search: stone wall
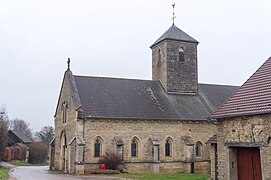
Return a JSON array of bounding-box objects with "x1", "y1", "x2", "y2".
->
[
  {"x1": 54, "y1": 72, "x2": 78, "y2": 172},
  {"x1": 83, "y1": 118, "x2": 215, "y2": 173},
  {"x1": 152, "y1": 40, "x2": 198, "y2": 94},
  {"x1": 152, "y1": 41, "x2": 167, "y2": 90},
  {"x1": 53, "y1": 72, "x2": 216, "y2": 174},
  {"x1": 194, "y1": 161, "x2": 210, "y2": 174},
  {"x1": 217, "y1": 114, "x2": 271, "y2": 179},
  {"x1": 209, "y1": 143, "x2": 217, "y2": 180}
]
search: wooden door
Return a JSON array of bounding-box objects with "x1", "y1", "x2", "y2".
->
[{"x1": 237, "y1": 147, "x2": 262, "y2": 180}]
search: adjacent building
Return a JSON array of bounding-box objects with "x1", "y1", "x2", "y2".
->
[
  {"x1": 8, "y1": 130, "x2": 32, "y2": 146},
  {"x1": 210, "y1": 57, "x2": 271, "y2": 180}
]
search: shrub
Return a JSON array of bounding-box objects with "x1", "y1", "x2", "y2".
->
[
  {"x1": 0, "y1": 122, "x2": 8, "y2": 161},
  {"x1": 3, "y1": 147, "x2": 12, "y2": 161},
  {"x1": 28, "y1": 142, "x2": 48, "y2": 164},
  {"x1": 3, "y1": 145, "x2": 27, "y2": 162},
  {"x1": 98, "y1": 152, "x2": 123, "y2": 170}
]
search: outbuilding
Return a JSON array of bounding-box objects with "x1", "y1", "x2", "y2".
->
[{"x1": 210, "y1": 57, "x2": 271, "y2": 180}]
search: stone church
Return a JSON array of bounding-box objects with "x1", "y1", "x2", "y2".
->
[{"x1": 50, "y1": 23, "x2": 238, "y2": 174}]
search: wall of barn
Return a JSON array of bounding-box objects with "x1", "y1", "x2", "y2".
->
[{"x1": 217, "y1": 114, "x2": 271, "y2": 180}]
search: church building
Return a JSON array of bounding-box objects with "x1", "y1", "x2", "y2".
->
[{"x1": 50, "y1": 23, "x2": 238, "y2": 174}]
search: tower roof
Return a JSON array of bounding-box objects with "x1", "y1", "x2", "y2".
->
[{"x1": 150, "y1": 24, "x2": 198, "y2": 48}]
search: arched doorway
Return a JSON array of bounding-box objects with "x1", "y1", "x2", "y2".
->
[{"x1": 60, "y1": 130, "x2": 67, "y2": 172}]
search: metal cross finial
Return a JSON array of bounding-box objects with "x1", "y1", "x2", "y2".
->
[
  {"x1": 171, "y1": 3, "x2": 176, "y2": 25},
  {"x1": 67, "y1": 58, "x2": 71, "y2": 69}
]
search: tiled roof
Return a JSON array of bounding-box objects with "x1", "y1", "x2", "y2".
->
[
  {"x1": 72, "y1": 75, "x2": 237, "y2": 121},
  {"x1": 150, "y1": 25, "x2": 198, "y2": 48},
  {"x1": 9, "y1": 130, "x2": 32, "y2": 144},
  {"x1": 211, "y1": 57, "x2": 271, "y2": 119}
]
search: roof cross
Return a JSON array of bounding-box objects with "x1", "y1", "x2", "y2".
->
[
  {"x1": 67, "y1": 58, "x2": 71, "y2": 69},
  {"x1": 171, "y1": 3, "x2": 176, "y2": 25}
]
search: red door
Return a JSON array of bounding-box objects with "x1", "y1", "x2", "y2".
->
[{"x1": 237, "y1": 147, "x2": 262, "y2": 180}]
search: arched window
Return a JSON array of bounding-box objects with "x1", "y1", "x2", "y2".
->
[
  {"x1": 178, "y1": 47, "x2": 185, "y2": 62},
  {"x1": 62, "y1": 102, "x2": 68, "y2": 123},
  {"x1": 165, "y1": 138, "x2": 172, "y2": 157},
  {"x1": 195, "y1": 141, "x2": 203, "y2": 158},
  {"x1": 94, "y1": 138, "x2": 102, "y2": 157},
  {"x1": 157, "y1": 49, "x2": 162, "y2": 65},
  {"x1": 131, "y1": 138, "x2": 138, "y2": 157}
]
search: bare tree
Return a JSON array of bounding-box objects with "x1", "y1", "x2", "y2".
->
[
  {"x1": 35, "y1": 126, "x2": 54, "y2": 145},
  {"x1": 0, "y1": 106, "x2": 9, "y2": 160},
  {"x1": 10, "y1": 118, "x2": 33, "y2": 140}
]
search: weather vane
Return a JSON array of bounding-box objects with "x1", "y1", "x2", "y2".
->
[
  {"x1": 67, "y1": 58, "x2": 71, "y2": 69},
  {"x1": 171, "y1": 3, "x2": 176, "y2": 25}
]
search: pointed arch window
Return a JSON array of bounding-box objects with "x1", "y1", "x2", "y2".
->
[
  {"x1": 94, "y1": 138, "x2": 102, "y2": 157},
  {"x1": 157, "y1": 49, "x2": 162, "y2": 66},
  {"x1": 178, "y1": 47, "x2": 185, "y2": 62},
  {"x1": 195, "y1": 141, "x2": 203, "y2": 157},
  {"x1": 165, "y1": 138, "x2": 172, "y2": 157},
  {"x1": 62, "y1": 102, "x2": 68, "y2": 123},
  {"x1": 131, "y1": 138, "x2": 138, "y2": 157}
]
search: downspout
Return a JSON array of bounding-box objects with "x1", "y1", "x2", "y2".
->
[{"x1": 83, "y1": 117, "x2": 85, "y2": 163}]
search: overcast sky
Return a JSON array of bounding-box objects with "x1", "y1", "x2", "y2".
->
[{"x1": 0, "y1": 0, "x2": 271, "y2": 132}]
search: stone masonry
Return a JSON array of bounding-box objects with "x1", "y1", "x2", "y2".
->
[
  {"x1": 152, "y1": 40, "x2": 198, "y2": 94},
  {"x1": 51, "y1": 23, "x2": 237, "y2": 175},
  {"x1": 53, "y1": 71, "x2": 78, "y2": 172},
  {"x1": 82, "y1": 118, "x2": 215, "y2": 173},
  {"x1": 217, "y1": 114, "x2": 271, "y2": 179},
  {"x1": 51, "y1": 70, "x2": 216, "y2": 174}
]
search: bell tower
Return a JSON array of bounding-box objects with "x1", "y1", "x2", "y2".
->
[{"x1": 150, "y1": 24, "x2": 199, "y2": 94}]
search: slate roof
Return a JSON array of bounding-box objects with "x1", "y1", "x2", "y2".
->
[
  {"x1": 150, "y1": 25, "x2": 198, "y2": 48},
  {"x1": 72, "y1": 74, "x2": 238, "y2": 121},
  {"x1": 211, "y1": 57, "x2": 271, "y2": 119},
  {"x1": 8, "y1": 130, "x2": 32, "y2": 144}
]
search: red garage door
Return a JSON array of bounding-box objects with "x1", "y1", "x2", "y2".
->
[{"x1": 237, "y1": 147, "x2": 262, "y2": 180}]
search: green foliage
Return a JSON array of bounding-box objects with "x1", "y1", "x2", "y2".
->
[
  {"x1": 111, "y1": 173, "x2": 210, "y2": 180},
  {"x1": 35, "y1": 126, "x2": 54, "y2": 145},
  {"x1": 28, "y1": 142, "x2": 48, "y2": 164},
  {"x1": 10, "y1": 160, "x2": 49, "y2": 166},
  {"x1": 0, "y1": 106, "x2": 9, "y2": 160},
  {"x1": 10, "y1": 160, "x2": 32, "y2": 166},
  {"x1": 0, "y1": 167, "x2": 9, "y2": 180}
]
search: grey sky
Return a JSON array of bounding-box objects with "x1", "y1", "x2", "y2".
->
[{"x1": 1, "y1": 0, "x2": 271, "y2": 132}]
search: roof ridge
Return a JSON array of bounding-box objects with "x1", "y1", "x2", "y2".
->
[
  {"x1": 199, "y1": 83, "x2": 239, "y2": 87},
  {"x1": 74, "y1": 75, "x2": 158, "y2": 83}
]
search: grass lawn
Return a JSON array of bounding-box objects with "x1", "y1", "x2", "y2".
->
[
  {"x1": 0, "y1": 166, "x2": 9, "y2": 180},
  {"x1": 110, "y1": 173, "x2": 210, "y2": 180},
  {"x1": 10, "y1": 160, "x2": 49, "y2": 166}
]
